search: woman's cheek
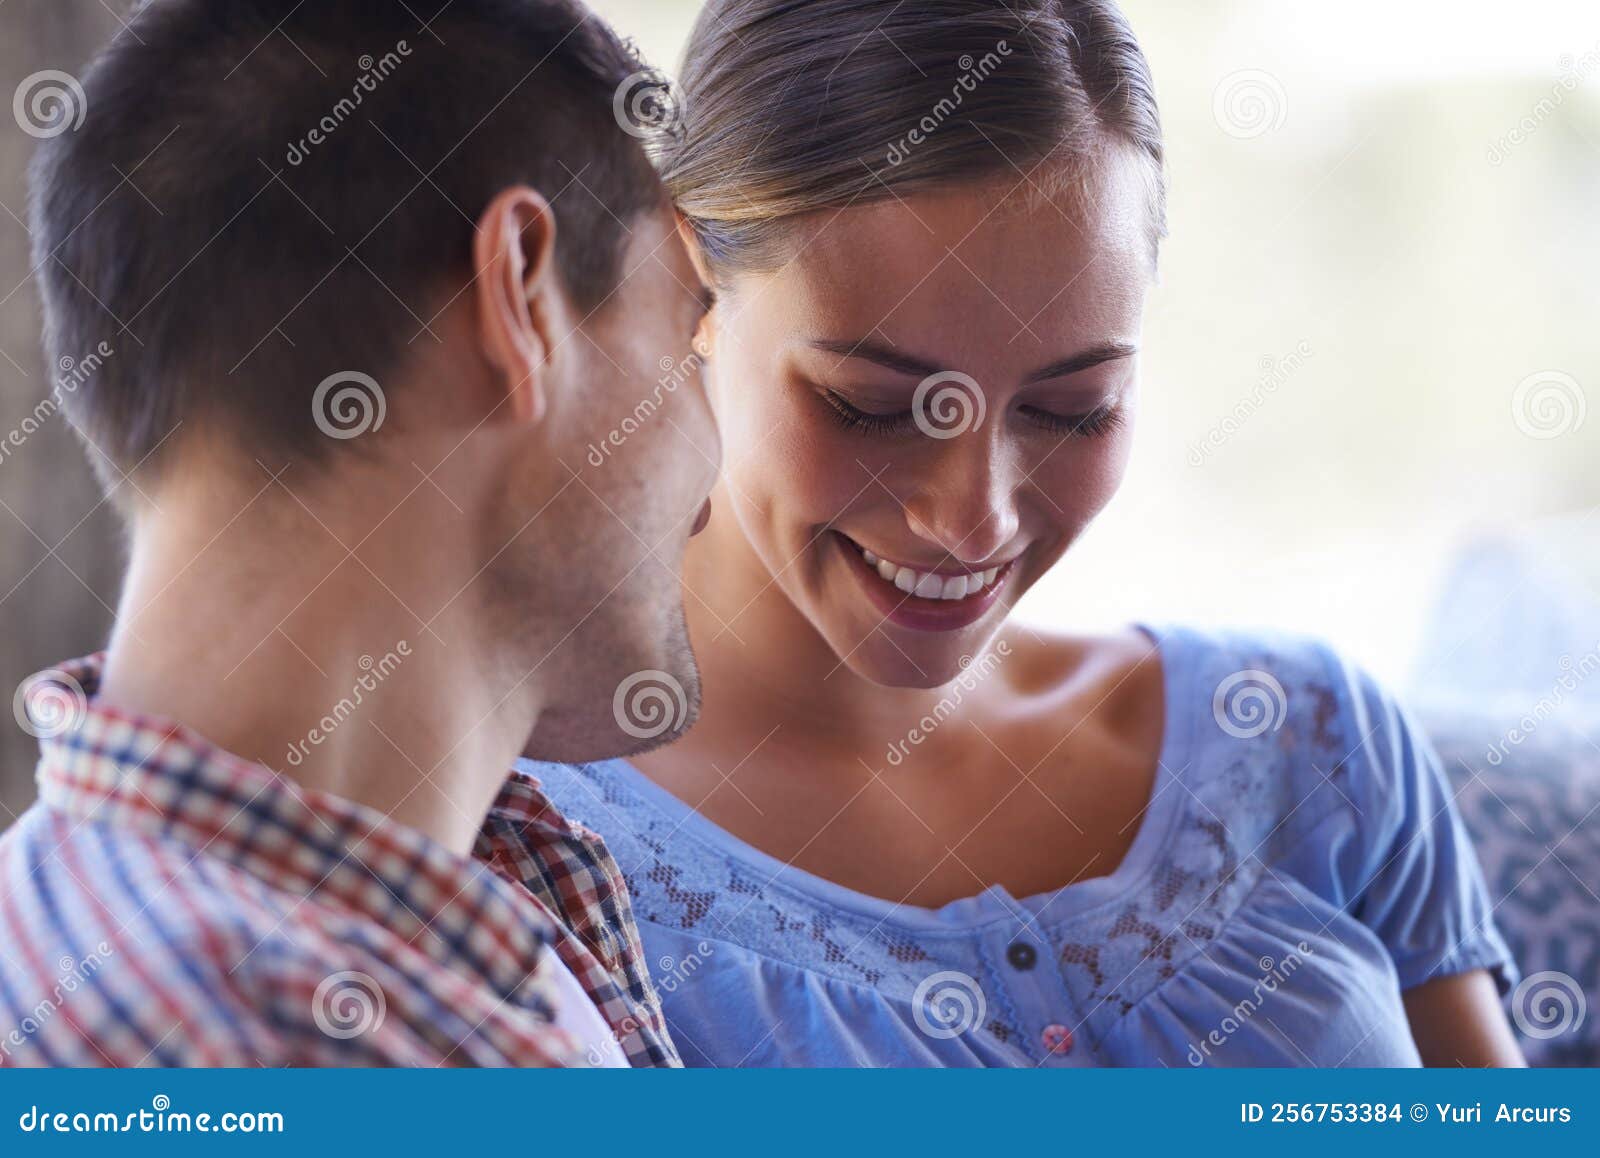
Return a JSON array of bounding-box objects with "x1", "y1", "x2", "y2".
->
[
  {"x1": 1032, "y1": 435, "x2": 1130, "y2": 527},
  {"x1": 769, "y1": 402, "x2": 883, "y2": 517},
  {"x1": 720, "y1": 394, "x2": 823, "y2": 538},
  {"x1": 1098, "y1": 425, "x2": 1138, "y2": 499}
]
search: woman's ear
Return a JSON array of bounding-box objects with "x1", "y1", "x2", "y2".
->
[
  {"x1": 675, "y1": 212, "x2": 713, "y2": 286},
  {"x1": 675, "y1": 212, "x2": 717, "y2": 359},
  {"x1": 473, "y1": 186, "x2": 560, "y2": 425}
]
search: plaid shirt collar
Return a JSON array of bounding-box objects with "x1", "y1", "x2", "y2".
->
[
  {"x1": 26, "y1": 654, "x2": 678, "y2": 1066},
  {"x1": 30, "y1": 654, "x2": 561, "y2": 1004}
]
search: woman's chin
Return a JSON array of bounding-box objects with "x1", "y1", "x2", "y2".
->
[{"x1": 827, "y1": 625, "x2": 1003, "y2": 691}]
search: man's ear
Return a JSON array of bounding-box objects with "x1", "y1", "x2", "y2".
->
[{"x1": 473, "y1": 186, "x2": 560, "y2": 425}]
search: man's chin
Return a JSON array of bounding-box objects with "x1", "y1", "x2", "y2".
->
[
  {"x1": 520, "y1": 708, "x2": 699, "y2": 766},
  {"x1": 598, "y1": 701, "x2": 702, "y2": 762},
  {"x1": 519, "y1": 659, "x2": 703, "y2": 766}
]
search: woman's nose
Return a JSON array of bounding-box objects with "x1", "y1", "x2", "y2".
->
[{"x1": 899, "y1": 439, "x2": 1022, "y2": 565}]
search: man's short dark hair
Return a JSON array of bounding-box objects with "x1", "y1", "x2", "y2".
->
[{"x1": 30, "y1": 0, "x2": 665, "y2": 485}]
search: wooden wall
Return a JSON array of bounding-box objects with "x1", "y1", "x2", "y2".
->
[{"x1": 1, "y1": 3, "x2": 122, "y2": 818}]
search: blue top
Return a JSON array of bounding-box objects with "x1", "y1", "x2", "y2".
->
[{"x1": 522, "y1": 625, "x2": 1518, "y2": 1067}]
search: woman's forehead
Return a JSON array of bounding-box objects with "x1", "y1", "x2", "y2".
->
[{"x1": 734, "y1": 170, "x2": 1152, "y2": 366}]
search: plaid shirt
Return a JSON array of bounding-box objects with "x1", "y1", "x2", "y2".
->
[{"x1": 0, "y1": 655, "x2": 678, "y2": 1068}]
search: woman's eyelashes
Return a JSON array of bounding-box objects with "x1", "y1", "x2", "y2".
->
[
  {"x1": 819, "y1": 389, "x2": 1125, "y2": 439},
  {"x1": 819, "y1": 389, "x2": 913, "y2": 435},
  {"x1": 1017, "y1": 402, "x2": 1126, "y2": 438}
]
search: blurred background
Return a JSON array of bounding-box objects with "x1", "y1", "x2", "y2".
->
[{"x1": 2, "y1": 0, "x2": 1597, "y2": 818}]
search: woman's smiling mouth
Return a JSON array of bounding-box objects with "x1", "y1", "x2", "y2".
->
[{"x1": 835, "y1": 532, "x2": 1015, "y2": 631}]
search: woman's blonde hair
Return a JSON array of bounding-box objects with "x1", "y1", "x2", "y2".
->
[{"x1": 661, "y1": 0, "x2": 1167, "y2": 277}]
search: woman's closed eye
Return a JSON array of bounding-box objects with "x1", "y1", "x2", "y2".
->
[
  {"x1": 1017, "y1": 401, "x2": 1126, "y2": 438},
  {"x1": 819, "y1": 388, "x2": 1125, "y2": 439},
  {"x1": 819, "y1": 389, "x2": 916, "y2": 435}
]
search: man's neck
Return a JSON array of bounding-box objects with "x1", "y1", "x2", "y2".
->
[{"x1": 97, "y1": 475, "x2": 537, "y2": 858}]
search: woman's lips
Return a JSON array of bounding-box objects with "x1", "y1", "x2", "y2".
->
[{"x1": 835, "y1": 532, "x2": 1013, "y2": 632}]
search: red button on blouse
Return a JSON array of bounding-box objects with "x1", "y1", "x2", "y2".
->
[{"x1": 1041, "y1": 1023, "x2": 1074, "y2": 1055}]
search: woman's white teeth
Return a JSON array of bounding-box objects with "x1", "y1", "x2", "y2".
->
[{"x1": 857, "y1": 545, "x2": 998, "y2": 601}]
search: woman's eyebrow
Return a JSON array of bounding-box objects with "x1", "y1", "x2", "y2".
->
[
  {"x1": 808, "y1": 338, "x2": 1138, "y2": 382},
  {"x1": 1022, "y1": 342, "x2": 1139, "y2": 383},
  {"x1": 809, "y1": 338, "x2": 939, "y2": 378}
]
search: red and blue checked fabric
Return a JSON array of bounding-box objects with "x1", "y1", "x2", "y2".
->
[
  {"x1": 476, "y1": 772, "x2": 678, "y2": 1066},
  {"x1": 0, "y1": 655, "x2": 679, "y2": 1068}
]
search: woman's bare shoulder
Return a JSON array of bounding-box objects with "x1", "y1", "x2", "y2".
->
[
  {"x1": 991, "y1": 625, "x2": 1164, "y2": 736},
  {"x1": 993, "y1": 624, "x2": 1157, "y2": 690}
]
